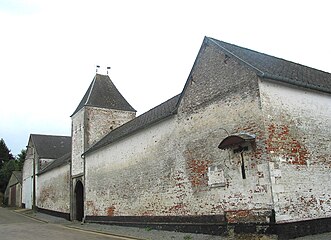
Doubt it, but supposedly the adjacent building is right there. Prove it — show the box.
[22,134,71,209]
[4,171,22,207]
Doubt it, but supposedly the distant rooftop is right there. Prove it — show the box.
[30,134,71,159]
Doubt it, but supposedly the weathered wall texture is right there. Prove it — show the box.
[71,106,135,177]
[84,41,274,223]
[71,108,85,176]
[259,79,331,223]
[22,145,37,209]
[37,164,70,213]
[22,157,32,208]
[85,107,135,149]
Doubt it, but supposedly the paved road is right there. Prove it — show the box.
[0,207,132,240]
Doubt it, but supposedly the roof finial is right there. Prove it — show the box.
[96,65,100,73]
[107,66,111,75]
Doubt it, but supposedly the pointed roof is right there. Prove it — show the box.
[71,74,136,116]
[29,134,71,159]
[207,37,331,94]
[11,171,22,185]
[83,37,331,155]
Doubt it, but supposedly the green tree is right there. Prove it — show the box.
[0,159,19,193]
[0,139,17,193]
[0,138,14,169]
[16,149,26,171]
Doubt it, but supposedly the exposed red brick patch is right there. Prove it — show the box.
[187,159,210,187]
[226,210,250,223]
[184,148,211,188]
[266,124,309,165]
[225,209,272,223]
[107,206,115,216]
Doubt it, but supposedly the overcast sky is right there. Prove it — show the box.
[1,0,330,156]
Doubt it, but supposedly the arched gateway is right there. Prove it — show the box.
[74,180,84,221]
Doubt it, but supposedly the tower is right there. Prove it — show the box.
[70,73,136,220]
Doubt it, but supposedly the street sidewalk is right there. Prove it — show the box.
[15,209,229,240]
[15,209,331,240]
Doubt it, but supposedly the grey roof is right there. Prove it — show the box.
[208,37,331,94]
[12,171,22,185]
[84,37,331,155]
[30,134,71,159]
[84,94,180,155]
[71,74,136,116]
[38,152,71,175]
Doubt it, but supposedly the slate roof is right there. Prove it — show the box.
[38,152,71,175]
[12,171,22,185]
[30,134,71,159]
[84,37,331,155]
[84,94,180,155]
[208,37,331,94]
[71,74,136,116]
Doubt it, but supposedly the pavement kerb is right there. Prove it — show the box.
[64,225,146,240]
[14,209,49,223]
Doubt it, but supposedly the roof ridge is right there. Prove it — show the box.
[208,37,265,75]
[208,37,331,75]
[206,37,331,94]
[85,75,97,105]
[31,133,71,138]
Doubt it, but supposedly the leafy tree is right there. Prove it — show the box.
[0,138,14,169]
[0,160,19,193]
[16,149,26,171]
[0,139,18,193]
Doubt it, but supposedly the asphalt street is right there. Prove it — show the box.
[0,207,133,240]
[1,207,331,240]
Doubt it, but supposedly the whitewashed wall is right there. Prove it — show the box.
[22,156,33,208]
[71,108,85,176]
[37,164,70,213]
[259,79,331,223]
[84,41,274,223]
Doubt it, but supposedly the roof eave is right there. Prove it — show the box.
[83,111,177,157]
[258,73,331,94]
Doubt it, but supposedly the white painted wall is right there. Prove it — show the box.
[259,79,331,223]
[84,44,275,223]
[71,108,85,176]
[22,157,33,209]
[85,94,273,221]
[37,164,70,213]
